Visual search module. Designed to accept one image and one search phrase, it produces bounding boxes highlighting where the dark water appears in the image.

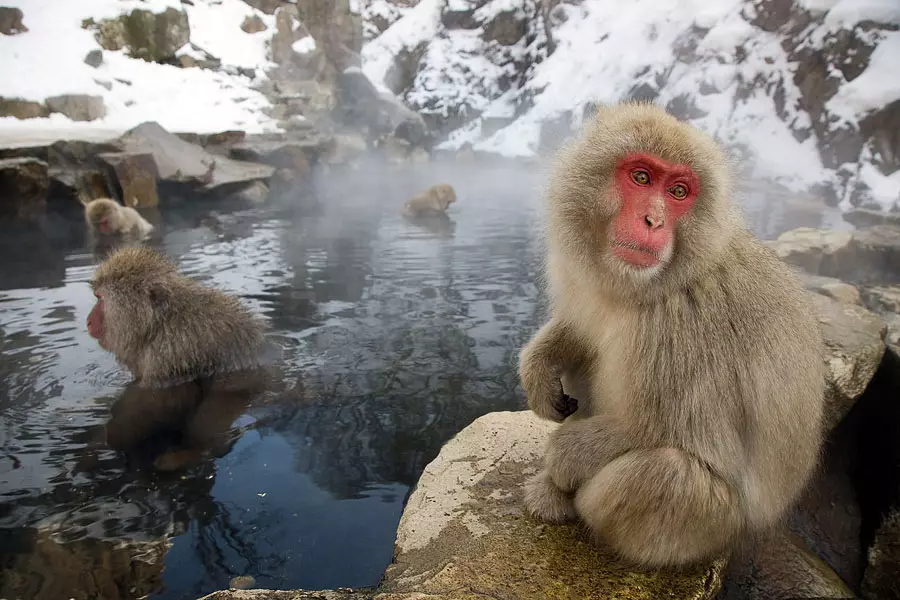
[0,159,849,600]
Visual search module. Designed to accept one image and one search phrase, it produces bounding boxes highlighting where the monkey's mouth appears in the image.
[612,240,662,268]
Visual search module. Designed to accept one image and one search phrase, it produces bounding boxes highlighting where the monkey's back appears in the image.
[558,229,825,526]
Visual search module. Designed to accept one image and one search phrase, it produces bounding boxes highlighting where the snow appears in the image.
[362,0,900,210]
[0,0,279,136]
[292,36,317,55]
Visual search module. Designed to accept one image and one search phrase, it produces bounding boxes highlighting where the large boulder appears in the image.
[771,226,900,285]
[117,122,275,194]
[862,510,900,600]
[811,291,887,432]
[336,68,430,147]
[0,6,26,35]
[0,97,48,119]
[861,285,900,354]
[45,94,106,122]
[97,152,160,208]
[92,7,190,63]
[374,410,725,600]
[0,158,49,223]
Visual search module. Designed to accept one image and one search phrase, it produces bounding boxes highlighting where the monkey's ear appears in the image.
[147,285,173,312]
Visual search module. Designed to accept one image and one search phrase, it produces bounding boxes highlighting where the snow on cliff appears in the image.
[0,0,280,136]
[362,0,900,211]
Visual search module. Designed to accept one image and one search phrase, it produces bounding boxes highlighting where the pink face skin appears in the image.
[86,291,108,349]
[97,219,109,233]
[609,152,700,269]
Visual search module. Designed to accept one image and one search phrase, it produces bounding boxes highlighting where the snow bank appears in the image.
[0,0,279,136]
[362,0,900,210]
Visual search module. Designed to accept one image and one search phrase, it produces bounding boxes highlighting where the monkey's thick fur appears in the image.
[91,247,266,387]
[520,102,826,569]
[84,198,154,238]
[402,183,457,217]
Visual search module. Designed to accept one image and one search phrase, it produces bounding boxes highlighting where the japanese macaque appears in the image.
[519,102,826,569]
[86,247,270,471]
[402,183,457,217]
[83,197,154,238]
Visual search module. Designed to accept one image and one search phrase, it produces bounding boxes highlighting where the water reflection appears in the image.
[0,160,847,599]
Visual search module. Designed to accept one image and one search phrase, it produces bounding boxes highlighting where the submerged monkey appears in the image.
[86,247,271,470]
[402,183,457,217]
[519,102,826,569]
[83,197,154,239]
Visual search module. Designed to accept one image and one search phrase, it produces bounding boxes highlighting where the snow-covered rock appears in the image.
[0,0,280,137]
[362,0,900,211]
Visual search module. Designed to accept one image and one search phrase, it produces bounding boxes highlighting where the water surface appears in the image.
[0,160,847,599]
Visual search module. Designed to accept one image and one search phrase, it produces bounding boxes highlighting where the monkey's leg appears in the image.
[574,448,743,569]
[524,415,630,523]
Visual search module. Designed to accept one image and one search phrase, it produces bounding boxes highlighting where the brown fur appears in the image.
[89,247,266,387]
[83,197,154,238]
[402,183,457,217]
[519,101,826,569]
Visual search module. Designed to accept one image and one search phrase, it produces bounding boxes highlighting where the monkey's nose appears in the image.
[644,215,664,229]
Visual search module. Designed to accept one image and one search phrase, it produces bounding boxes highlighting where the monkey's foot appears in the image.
[523,470,577,523]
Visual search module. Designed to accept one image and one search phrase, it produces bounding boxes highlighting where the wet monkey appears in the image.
[402,183,457,217]
[519,102,826,569]
[83,197,154,238]
[86,247,270,470]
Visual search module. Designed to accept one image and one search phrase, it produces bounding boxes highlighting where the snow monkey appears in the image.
[86,247,271,471]
[87,246,266,387]
[519,101,826,569]
[83,197,154,238]
[402,183,457,217]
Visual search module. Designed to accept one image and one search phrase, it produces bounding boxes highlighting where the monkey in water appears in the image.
[86,246,270,470]
[83,197,154,238]
[402,183,457,217]
[519,102,826,569]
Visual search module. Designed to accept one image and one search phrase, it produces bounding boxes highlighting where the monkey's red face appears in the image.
[610,153,699,269]
[86,290,108,349]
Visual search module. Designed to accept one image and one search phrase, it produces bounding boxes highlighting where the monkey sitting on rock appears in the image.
[402,183,457,217]
[519,101,827,569]
[86,247,270,471]
[82,197,154,239]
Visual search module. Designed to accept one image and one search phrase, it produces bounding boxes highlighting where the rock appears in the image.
[97,152,160,208]
[229,137,326,175]
[41,140,122,207]
[772,226,900,285]
[84,49,103,68]
[199,589,373,600]
[176,130,247,149]
[118,122,275,193]
[45,94,106,122]
[324,133,367,165]
[843,208,900,229]
[861,286,900,353]
[0,98,48,119]
[241,14,267,34]
[93,7,190,63]
[861,509,900,600]
[800,273,862,306]
[718,530,855,600]
[293,0,363,73]
[0,158,49,223]
[0,6,27,35]
[229,575,257,590]
[811,292,887,432]
[482,9,528,46]
[337,68,430,146]
[231,180,269,205]
[374,410,725,600]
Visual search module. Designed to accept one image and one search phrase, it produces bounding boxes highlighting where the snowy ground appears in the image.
[362,0,900,210]
[0,0,281,138]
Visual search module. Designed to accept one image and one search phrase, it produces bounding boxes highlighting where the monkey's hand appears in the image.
[519,322,579,422]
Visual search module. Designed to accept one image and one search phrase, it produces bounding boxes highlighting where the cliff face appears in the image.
[361,0,900,212]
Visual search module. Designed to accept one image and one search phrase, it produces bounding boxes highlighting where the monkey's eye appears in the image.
[631,170,651,185]
[668,184,689,200]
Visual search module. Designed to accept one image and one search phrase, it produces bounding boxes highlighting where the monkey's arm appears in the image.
[519,319,584,422]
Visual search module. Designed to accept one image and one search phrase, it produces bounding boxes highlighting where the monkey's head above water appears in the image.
[84,198,125,234]
[545,101,742,294]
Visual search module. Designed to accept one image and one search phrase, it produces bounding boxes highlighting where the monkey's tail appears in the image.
[574,447,744,569]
